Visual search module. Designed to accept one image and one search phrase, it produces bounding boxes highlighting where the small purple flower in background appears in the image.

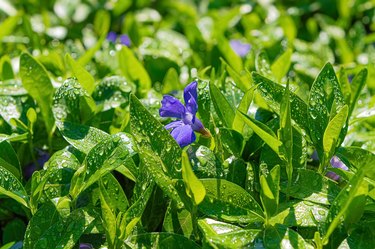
[326,156,349,181]
[159,81,211,147]
[106,31,117,43]
[119,34,131,47]
[230,39,251,57]
[106,32,131,47]
[79,243,93,249]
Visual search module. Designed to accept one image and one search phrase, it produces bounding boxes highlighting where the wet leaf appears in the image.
[125,232,201,249]
[0,140,21,179]
[264,224,313,249]
[65,54,95,94]
[210,82,235,128]
[308,63,346,151]
[323,105,348,154]
[0,166,28,208]
[182,150,206,205]
[130,94,181,178]
[271,48,292,82]
[252,72,310,135]
[20,53,55,133]
[349,68,367,117]
[198,218,260,248]
[280,169,341,205]
[199,178,264,223]
[118,47,151,95]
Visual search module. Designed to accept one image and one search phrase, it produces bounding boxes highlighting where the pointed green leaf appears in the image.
[199,178,264,223]
[182,150,206,205]
[198,218,260,248]
[271,48,292,82]
[209,82,235,128]
[349,68,367,118]
[308,63,346,151]
[65,54,95,94]
[323,105,348,153]
[118,47,151,95]
[0,166,28,208]
[20,53,54,133]
[264,224,313,249]
[238,111,282,155]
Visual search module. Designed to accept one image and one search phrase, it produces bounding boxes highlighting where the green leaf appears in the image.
[93,10,110,36]
[255,51,274,80]
[2,218,25,244]
[199,178,264,223]
[198,218,261,248]
[209,83,235,128]
[53,78,96,125]
[32,208,98,249]
[308,63,346,151]
[130,94,181,178]
[162,67,181,94]
[264,224,313,249]
[220,58,252,92]
[163,201,193,237]
[217,36,243,71]
[77,35,106,66]
[23,201,62,249]
[349,68,367,118]
[279,82,293,187]
[0,140,21,179]
[118,47,151,95]
[101,173,129,212]
[232,88,254,134]
[323,105,348,154]
[0,55,14,80]
[92,76,135,112]
[271,48,292,82]
[99,179,117,248]
[125,232,201,249]
[337,147,375,180]
[280,169,341,205]
[338,226,375,249]
[0,166,28,208]
[182,150,206,205]
[0,12,22,41]
[65,54,95,94]
[260,165,280,218]
[80,135,130,194]
[56,121,109,154]
[219,128,244,157]
[324,169,368,245]
[252,72,310,135]
[269,200,329,227]
[238,111,283,155]
[19,53,55,133]
[118,183,154,240]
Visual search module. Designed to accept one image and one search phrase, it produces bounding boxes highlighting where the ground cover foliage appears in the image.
[0,0,375,248]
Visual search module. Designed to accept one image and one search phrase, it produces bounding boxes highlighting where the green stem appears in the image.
[191,205,200,241]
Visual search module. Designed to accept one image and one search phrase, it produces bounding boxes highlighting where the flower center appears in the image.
[183,112,194,125]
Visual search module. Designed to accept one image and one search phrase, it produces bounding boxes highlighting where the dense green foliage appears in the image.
[0,0,375,248]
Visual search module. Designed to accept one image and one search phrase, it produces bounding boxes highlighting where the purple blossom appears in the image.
[326,156,349,181]
[79,243,93,249]
[106,31,117,43]
[159,81,211,147]
[119,34,131,47]
[230,39,251,57]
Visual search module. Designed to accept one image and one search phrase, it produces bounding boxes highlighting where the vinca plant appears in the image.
[0,0,375,248]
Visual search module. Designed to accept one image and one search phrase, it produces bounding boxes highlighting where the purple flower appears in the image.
[159,81,211,147]
[326,156,349,181]
[119,34,131,47]
[230,39,251,57]
[79,243,93,249]
[106,31,117,43]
